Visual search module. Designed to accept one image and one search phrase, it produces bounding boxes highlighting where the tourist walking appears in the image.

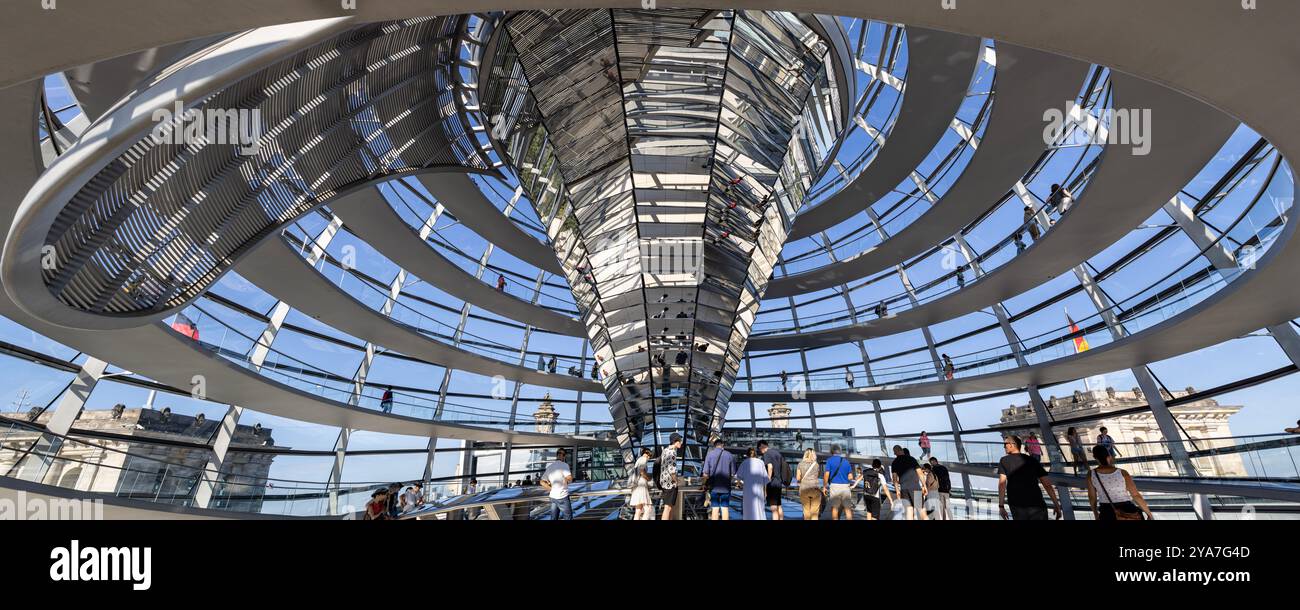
[1024,206,1041,241]
[997,435,1063,520]
[1025,432,1044,463]
[736,447,769,520]
[1066,426,1088,473]
[380,386,394,414]
[659,433,683,520]
[1087,444,1154,520]
[795,448,823,520]
[541,448,574,520]
[701,439,736,520]
[629,447,654,520]
[919,431,932,460]
[1097,426,1121,458]
[1047,183,1075,215]
[759,440,788,520]
[928,457,953,520]
[890,445,927,520]
[862,459,893,520]
[921,463,940,517]
[823,445,856,520]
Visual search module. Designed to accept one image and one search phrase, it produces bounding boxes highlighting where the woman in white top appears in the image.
[629,448,654,520]
[1086,444,1154,520]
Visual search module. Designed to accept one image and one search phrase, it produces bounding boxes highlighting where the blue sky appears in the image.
[8,22,1298,506]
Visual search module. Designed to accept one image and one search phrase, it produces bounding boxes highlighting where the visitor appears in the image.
[385,483,403,519]
[659,433,683,520]
[402,483,423,513]
[541,448,574,520]
[795,448,823,520]
[997,435,1063,520]
[1087,444,1154,520]
[736,447,769,520]
[1097,426,1120,458]
[928,457,953,520]
[823,444,855,520]
[862,459,893,520]
[759,440,788,520]
[1025,432,1044,463]
[919,431,932,460]
[845,368,855,388]
[1024,206,1041,241]
[956,267,965,289]
[521,475,532,487]
[1066,426,1088,473]
[1286,420,1300,434]
[779,370,788,391]
[701,439,736,520]
[380,386,394,414]
[941,354,955,380]
[890,445,927,520]
[921,463,940,517]
[1047,183,1075,215]
[364,488,391,520]
[547,356,557,374]
[496,274,506,292]
[463,478,480,520]
[629,447,654,520]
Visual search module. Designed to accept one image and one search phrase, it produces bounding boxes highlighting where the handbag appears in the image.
[1094,469,1143,520]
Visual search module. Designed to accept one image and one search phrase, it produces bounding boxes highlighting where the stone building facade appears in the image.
[0,407,280,511]
[995,387,1247,477]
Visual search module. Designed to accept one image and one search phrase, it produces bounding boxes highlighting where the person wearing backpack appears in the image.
[822,444,857,520]
[794,448,823,520]
[928,457,953,520]
[861,459,893,520]
[758,440,787,520]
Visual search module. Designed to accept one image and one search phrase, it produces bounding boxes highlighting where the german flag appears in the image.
[1066,311,1090,353]
[171,313,200,341]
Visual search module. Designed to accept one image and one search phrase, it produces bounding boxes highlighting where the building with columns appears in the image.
[0,407,280,511]
[995,387,1247,477]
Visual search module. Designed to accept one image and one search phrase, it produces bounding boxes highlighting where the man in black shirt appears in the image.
[928,457,953,520]
[758,440,786,520]
[997,435,1063,520]
[890,445,926,520]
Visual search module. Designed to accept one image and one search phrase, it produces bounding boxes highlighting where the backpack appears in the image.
[780,455,793,486]
[862,469,883,496]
